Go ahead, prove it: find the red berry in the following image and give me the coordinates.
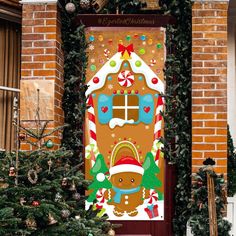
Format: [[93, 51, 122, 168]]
[[113, 90, 117, 94], [128, 90, 131, 94], [135, 90, 139, 94], [120, 90, 124, 94]]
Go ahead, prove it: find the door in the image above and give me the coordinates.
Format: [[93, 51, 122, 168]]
[[76, 14, 176, 235]]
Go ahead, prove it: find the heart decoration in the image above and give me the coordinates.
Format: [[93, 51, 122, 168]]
[[143, 106, 150, 113], [101, 106, 108, 113]]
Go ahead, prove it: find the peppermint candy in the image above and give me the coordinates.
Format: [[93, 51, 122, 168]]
[[118, 70, 134, 88], [96, 189, 105, 204], [147, 189, 158, 204], [104, 49, 110, 60], [149, 59, 157, 67]]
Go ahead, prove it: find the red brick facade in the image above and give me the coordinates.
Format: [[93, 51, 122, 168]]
[[192, 1, 228, 174], [19, 0, 229, 176], [20, 1, 64, 150]]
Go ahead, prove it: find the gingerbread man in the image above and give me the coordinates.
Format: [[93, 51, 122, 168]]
[[106, 156, 149, 217]]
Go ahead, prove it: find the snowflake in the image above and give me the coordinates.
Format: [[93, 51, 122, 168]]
[[108, 84, 113, 90], [89, 44, 94, 50]]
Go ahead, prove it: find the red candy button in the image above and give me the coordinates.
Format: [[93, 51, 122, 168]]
[[93, 77, 99, 83], [152, 78, 158, 84]]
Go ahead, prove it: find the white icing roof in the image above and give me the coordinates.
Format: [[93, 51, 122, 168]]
[[85, 51, 164, 97]]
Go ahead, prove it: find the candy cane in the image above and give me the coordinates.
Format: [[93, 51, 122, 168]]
[[149, 59, 156, 67], [87, 95, 97, 145], [104, 49, 110, 60], [151, 96, 164, 162], [86, 95, 99, 166]]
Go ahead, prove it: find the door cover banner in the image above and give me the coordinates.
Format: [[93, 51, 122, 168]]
[[85, 27, 165, 221]]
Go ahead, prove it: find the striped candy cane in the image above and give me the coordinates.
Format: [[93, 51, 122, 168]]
[[104, 49, 110, 60], [87, 95, 97, 145], [86, 95, 99, 166], [149, 59, 157, 67], [154, 96, 164, 140], [151, 96, 164, 162]]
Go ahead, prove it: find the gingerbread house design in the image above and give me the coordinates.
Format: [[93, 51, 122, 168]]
[[85, 42, 165, 220]]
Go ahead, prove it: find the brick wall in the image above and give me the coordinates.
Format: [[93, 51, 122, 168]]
[[20, 1, 64, 150], [192, 1, 228, 174]]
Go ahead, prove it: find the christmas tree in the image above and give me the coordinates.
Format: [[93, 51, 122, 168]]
[[87, 154, 112, 202], [189, 164, 231, 236], [0, 149, 113, 235], [0, 97, 114, 235], [141, 152, 162, 198]]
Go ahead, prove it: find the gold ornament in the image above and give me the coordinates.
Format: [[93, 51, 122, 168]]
[[25, 218, 37, 230], [48, 213, 57, 225], [80, 0, 90, 10], [91, 0, 108, 13], [107, 229, 115, 236]]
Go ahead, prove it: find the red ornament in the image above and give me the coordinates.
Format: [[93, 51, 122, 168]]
[[93, 77, 99, 84], [152, 78, 158, 84], [113, 90, 117, 94], [128, 90, 131, 94], [32, 200, 40, 207], [120, 90, 124, 94], [135, 90, 139, 94], [197, 181, 203, 187]]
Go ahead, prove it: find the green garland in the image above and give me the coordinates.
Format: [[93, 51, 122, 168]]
[[160, 1, 192, 235], [62, 1, 192, 235], [227, 126, 236, 196]]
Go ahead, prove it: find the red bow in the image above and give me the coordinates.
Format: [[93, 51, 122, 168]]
[[118, 44, 134, 56]]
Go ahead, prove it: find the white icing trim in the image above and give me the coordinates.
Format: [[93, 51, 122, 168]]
[[20, 0, 57, 4], [85, 51, 164, 97], [109, 164, 144, 176]]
